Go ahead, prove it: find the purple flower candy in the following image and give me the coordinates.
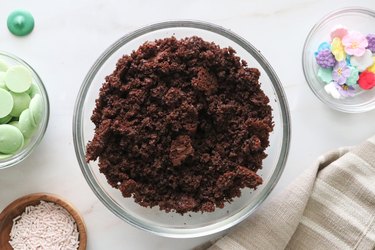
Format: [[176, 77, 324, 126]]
[[315, 49, 336, 68], [366, 34, 375, 53], [335, 82, 355, 97], [332, 61, 351, 85]]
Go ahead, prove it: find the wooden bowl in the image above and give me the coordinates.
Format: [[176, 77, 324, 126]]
[[0, 193, 87, 250]]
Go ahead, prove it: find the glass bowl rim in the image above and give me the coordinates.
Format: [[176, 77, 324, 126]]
[[73, 20, 291, 238], [0, 51, 50, 170], [302, 7, 375, 113]]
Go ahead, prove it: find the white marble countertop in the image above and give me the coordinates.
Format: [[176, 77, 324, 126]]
[[1, 0, 374, 249]]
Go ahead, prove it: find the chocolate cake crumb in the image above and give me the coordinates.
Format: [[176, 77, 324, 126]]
[[169, 135, 194, 167], [86, 36, 273, 214]]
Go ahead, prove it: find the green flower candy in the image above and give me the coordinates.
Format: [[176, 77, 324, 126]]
[[346, 66, 359, 86], [318, 67, 333, 84]]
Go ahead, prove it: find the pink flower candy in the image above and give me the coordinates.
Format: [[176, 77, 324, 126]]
[[342, 31, 368, 57], [330, 25, 348, 40]]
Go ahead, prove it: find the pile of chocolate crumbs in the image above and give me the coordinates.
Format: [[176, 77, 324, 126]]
[[86, 36, 273, 214]]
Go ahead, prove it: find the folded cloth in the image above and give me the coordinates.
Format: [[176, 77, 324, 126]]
[[207, 135, 375, 250]]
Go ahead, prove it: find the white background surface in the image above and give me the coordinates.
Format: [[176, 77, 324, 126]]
[[1, 0, 375, 249]]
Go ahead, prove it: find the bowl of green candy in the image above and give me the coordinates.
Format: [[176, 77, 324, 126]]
[[0, 51, 49, 169]]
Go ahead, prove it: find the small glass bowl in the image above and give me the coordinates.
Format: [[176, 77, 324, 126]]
[[73, 20, 290, 238], [303, 7, 375, 113], [0, 51, 49, 169]]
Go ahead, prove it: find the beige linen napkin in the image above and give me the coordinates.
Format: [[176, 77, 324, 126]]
[[207, 135, 375, 250]]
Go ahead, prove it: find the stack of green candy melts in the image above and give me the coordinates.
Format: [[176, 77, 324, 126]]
[[0, 60, 43, 159]]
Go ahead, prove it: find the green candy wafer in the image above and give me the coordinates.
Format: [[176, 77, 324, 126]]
[[0, 115, 12, 124], [8, 121, 30, 146], [18, 108, 36, 138], [29, 94, 43, 125], [10, 92, 31, 117], [7, 10, 35, 37], [0, 88, 14, 118], [0, 61, 8, 72], [9, 120, 20, 129], [0, 124, 24, 154], [0, 153, 12, 160], [26, 83, 40, 98], [5, 65, 32, 93], [0, 72, 6, 89]]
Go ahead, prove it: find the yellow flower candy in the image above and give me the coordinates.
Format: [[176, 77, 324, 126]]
[[331, 37, 346, 61], [367, 56, 375, 73]]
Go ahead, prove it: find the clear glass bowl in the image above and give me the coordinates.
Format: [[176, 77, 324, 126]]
[[303, 7, 375, 113], [0, 51, 49, 169], [73, 20, 290, 237]]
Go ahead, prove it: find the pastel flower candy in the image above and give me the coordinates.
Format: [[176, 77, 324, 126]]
[[332, 61, 351, 85], [315, 27, 375, 99], [342, 31, 368, 57], [324, 81, 355, 99], [346, 66, 359, 86], [318, 67, 333, 83], [337, 84, 355, 97], [315, 49, 335, 68], [331, 37, 346, 61], [367, 56, 375, 73], [324, 82, 341, 99], [318, 42, 331, 51], [358, 71, 375, 90], [345, 55, 351, 66], [314, 42, 331, 57], [350, 49, 373, 71], [330, 25, 348, 40], [366, 34, 375, 53]]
